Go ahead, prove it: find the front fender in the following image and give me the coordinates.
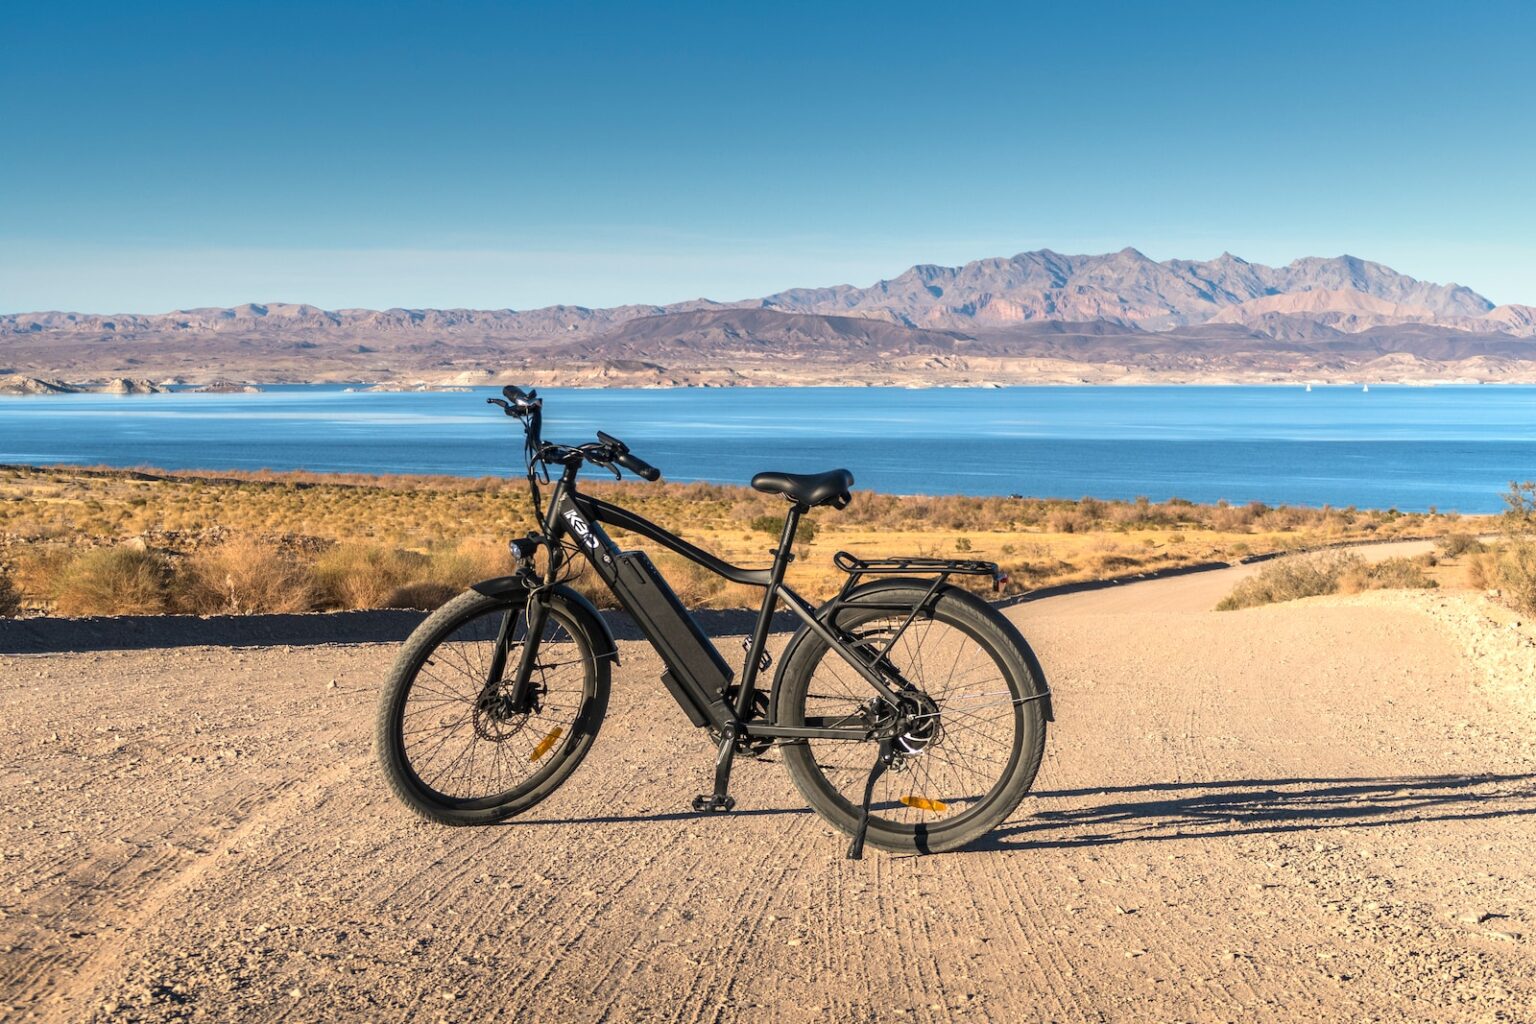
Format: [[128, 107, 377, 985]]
[[469, 577, 619, 664]]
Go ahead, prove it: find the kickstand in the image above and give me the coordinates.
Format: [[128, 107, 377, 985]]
[[847, 738, 895, 860], [692, 723, 738, 813]]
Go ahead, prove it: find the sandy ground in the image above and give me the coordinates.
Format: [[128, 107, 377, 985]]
[[3, 543, 1535, 1023]]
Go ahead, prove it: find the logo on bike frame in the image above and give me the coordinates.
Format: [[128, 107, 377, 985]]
[[562, 508, 600, 550]]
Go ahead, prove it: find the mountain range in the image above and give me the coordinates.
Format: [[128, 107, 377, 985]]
[[4, 249, 1535, 387]]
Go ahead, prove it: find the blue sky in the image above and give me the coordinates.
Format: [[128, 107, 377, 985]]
[[3, 0, 1533, 312]]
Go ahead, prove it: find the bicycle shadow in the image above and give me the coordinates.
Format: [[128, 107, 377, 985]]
[[518, 804, 815, 827], [969, 772, 1536, 852]]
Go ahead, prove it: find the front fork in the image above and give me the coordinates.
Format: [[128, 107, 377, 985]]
[[478, 585, 549, 715]]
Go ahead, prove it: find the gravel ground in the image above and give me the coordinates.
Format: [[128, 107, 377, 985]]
[[2, 548, 1535, 1023]]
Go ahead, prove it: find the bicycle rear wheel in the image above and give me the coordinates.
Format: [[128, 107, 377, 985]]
[[376, 588, 609, 825], [775, 585, 1048, 854]]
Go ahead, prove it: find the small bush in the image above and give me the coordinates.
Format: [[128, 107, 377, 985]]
[[175, 536, 314, 614], [0, 571, 19, 617], [748, 514, 818, 545], [1216, 551, 1361, 611], [1467, 547, 1499, 590], [1495, 483, 1536, 614], [1339, 557, 1437, 593], [1505, 481, 1536, 535], [1494, 540, 1536, 615], [52, 545, 170, 616], [12, 546, 71, 606], [1438, 532, 1485, 558], [311, 542, 425, 610]]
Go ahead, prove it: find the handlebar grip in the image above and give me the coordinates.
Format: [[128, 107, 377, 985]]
[[616, 451, 662, 482]]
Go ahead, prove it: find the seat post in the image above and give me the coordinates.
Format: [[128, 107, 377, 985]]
[[732, 502, 804, 720], [774, 503, 804, 569]]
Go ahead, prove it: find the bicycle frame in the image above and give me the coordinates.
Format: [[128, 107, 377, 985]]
[[523, 460, 926, 745]]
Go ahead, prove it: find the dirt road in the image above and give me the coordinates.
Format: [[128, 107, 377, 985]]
[[3, 550, 1534, 1022]]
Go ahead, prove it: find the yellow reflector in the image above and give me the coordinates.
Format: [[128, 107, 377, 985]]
[[529, 727, 564, 763], [900, 795, 948, 813]]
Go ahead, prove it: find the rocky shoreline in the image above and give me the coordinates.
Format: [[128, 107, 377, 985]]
[[6, 365, 1536, 394]]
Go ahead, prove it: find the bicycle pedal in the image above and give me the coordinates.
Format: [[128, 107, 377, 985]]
[[691, 794, 736, 813], [740, 637, 771, 672]]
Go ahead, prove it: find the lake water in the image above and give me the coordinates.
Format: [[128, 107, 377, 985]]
[[2, 385, 1534, 512]]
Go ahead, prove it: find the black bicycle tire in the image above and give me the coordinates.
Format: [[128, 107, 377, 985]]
[[375, 588, 610, 826], [776, 587, 1047, 854]]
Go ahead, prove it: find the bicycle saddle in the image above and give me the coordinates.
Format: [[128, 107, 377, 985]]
[[750, 469, 854, 509]]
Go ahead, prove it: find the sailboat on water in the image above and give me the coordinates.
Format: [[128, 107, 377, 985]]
[[1305, 383, 1312, 392], [1362, 383, 1370, 393]]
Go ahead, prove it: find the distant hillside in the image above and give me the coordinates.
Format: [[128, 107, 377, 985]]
[[757, 250, 1504, 331], [3, 249, 1535, 386]]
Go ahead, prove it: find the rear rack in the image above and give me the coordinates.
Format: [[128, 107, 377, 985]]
[[833, 550, 1008, 591], [828, 551, 1011, 666]]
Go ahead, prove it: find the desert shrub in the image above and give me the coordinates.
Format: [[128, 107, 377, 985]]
[[12, 546, 71, 606], [1046, 507, 1090, 533], [52, 545, 170, 616], [0, 571, 19, 617], [1494, 542, 1536, 614], [1438, 532, 1485, 558], [1339, 557, 1437, 593], [1216, 551, 1361, 611], [1466, 546, 1502, 589], [1493, 482, 1536, 614], [174, 536, 314, 614], [425, 536, 515, 592], [748, 514, 818, 544], [1506, 481, 1536, 534], [311, 542, 425, 610]]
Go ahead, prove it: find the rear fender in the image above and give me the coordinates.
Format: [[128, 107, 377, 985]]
[[469, 577, 619, 664], [768, 577, 1052, 721]]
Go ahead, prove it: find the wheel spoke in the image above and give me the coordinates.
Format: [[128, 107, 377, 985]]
[[795, 610, 1027, 831], [396, 601, 594, 803]]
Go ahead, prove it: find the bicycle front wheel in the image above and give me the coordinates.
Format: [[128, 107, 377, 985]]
[[375, 588, 609, 826], [775, 585, 1048, 854]]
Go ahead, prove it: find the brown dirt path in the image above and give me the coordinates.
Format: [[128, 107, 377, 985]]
[[2, 546, 1534, 1022]]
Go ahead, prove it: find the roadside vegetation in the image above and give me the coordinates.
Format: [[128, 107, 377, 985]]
[[1216, 551, 1440, 611], [0, 464, 1500, 618], [1215, 482, 1536, 613], [1464, 482, 1536, 615]]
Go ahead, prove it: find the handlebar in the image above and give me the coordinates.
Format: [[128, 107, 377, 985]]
[[615, 450, 662, 482], [597, 430, 662, 482], [487, 387, 662, 482]]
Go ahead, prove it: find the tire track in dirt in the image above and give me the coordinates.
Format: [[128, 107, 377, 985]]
[[45, 761, 356, 1019]]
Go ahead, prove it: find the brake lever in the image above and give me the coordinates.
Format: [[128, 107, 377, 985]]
[[486, 398, 515, 415]]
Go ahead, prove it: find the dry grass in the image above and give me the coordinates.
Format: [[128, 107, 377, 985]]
[[1339, 556, 1437, 594], [311, 543, 426, 611], [0, 571, 18, 617], [1470, 540, 1536, 615], [1491, 483, 1536, 615], [1216, 552, 1363, 611], [1218, 550, 1438, 611], [174, 536, 314, 615], [0, 464, 1500, 617], [50, 546, 170, 616], [1438, 532, 1486, 558]]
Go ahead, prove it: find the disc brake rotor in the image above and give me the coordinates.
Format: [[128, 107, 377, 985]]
[[472, 687, 532, 742]]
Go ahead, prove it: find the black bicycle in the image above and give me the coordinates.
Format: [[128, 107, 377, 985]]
[[376, 386, 1053, 857]]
